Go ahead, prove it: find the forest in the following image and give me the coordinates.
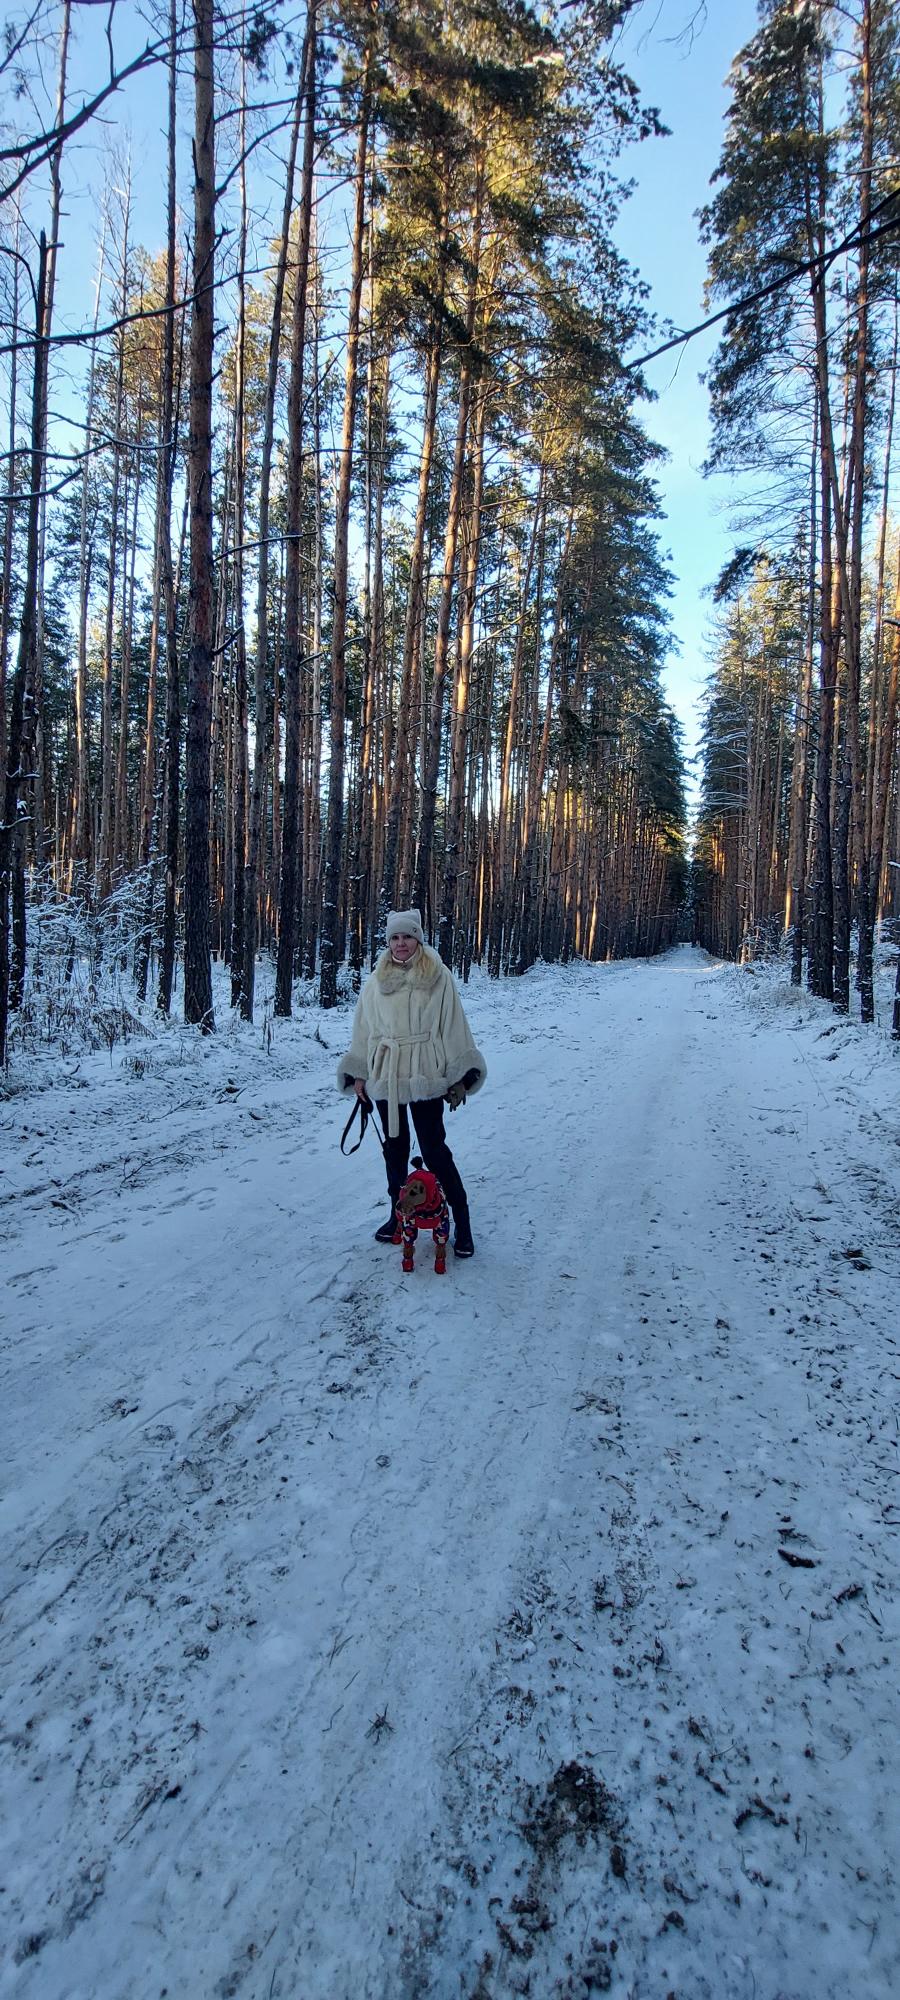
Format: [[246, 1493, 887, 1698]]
[[0, 0, 689, 1067], [3, 10, 900, 1998], [693, 0, 900, 1032], [0, 0, 898, 1066]]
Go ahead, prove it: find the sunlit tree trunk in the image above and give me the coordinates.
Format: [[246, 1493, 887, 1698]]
[[275, 1, 318, 1016], [348, 337, 387, 979], [228, 46, 250, 1008], [488, 469, 544, 977], [0, 209, 21, 789], [439, 386, 486, 967], [157, 1, 181, 1016], [71, 224, 107, 885], [240, 38, 306, 1020], [318, 46, 371, 1008], [183, 0, 216, 1029], [378, 217, 447, 928], [1, 236, 48, 1064]]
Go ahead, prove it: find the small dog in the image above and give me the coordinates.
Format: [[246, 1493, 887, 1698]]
[[395, 1158, 450, 1274]]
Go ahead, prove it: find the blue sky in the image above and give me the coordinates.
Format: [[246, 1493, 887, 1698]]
[[610, 0, 761, 800]]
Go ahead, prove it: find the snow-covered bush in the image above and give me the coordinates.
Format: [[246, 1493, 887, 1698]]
[[8, 870, 153, 1060]]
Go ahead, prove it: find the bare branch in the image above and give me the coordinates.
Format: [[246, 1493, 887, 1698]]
[[0, 35, 168, 201], [629, 186, 900, 372]]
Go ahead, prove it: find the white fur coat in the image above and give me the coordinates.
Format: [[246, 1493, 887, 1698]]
[[337, 946, 487, 1136]]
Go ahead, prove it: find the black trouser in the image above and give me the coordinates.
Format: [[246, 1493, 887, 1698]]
[[377, 1097, 468, 1216]]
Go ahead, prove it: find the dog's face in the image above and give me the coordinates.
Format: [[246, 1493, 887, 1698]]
[[397, 1174, 430, 1219]]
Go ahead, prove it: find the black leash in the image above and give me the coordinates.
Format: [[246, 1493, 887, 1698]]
[[340, 1092, 387, 1156]]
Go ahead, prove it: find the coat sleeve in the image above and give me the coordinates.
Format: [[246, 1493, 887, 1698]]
[[438, 972, 487, 1097], [335, 985, 371, 1094]]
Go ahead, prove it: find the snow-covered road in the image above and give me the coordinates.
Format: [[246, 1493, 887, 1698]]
[[2, 949, 899, 2000]]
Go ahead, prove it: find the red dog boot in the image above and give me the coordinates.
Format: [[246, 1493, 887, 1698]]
[[402, 1219, 416, 1273], [433, 1234, 446, 1275]]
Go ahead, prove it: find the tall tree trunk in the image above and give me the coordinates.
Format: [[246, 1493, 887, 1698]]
[[0, 236, 48, 1065], [805, 95, 839, 1001], [240, 35, 307, 1020], [275, 0, 318, 1017], [318, 49, 371, 1009], [864, 545, 900, 972], [786, 430, 817, 983], [847, 0, 874, 1019], [157, 1, 181, 1016], [378, 213, 448, 928], [301, 281, 324, 979], [349, 338, 387, 979], [115, 421, 142, 872], [518, 508, 573, 973], [864, 291, 897, 865], [832, 692, 852, 1011], [438, 388, 486, 968], [0, 207, 21, 784], [183, 0, 216, 1029], [71, 223, 106, 885], [413, 185, 483, 927], [27, 3, 70, 891], [488, 469, 545, 977], [97, 180, 130, 902], [229, 46, 250, 1008]]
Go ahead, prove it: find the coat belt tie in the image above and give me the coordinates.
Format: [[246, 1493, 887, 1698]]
[[375, 1031, 433, 1137]]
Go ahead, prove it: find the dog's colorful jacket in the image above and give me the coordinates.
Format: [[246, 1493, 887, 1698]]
[[398, 1167, 447, 1228], [397, 1166, 450, 1271]]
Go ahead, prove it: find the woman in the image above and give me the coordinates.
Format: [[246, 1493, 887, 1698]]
[[338, 910, 486, 1256]]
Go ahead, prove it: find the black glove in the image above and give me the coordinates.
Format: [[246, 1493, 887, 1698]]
[[446, 1081, 466, 1111]]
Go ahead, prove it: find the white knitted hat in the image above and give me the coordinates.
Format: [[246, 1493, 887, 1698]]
[[385, 908, 424, 944]]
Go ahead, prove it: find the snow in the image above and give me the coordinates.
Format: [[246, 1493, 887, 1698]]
[[1, 946, 899, 2000]]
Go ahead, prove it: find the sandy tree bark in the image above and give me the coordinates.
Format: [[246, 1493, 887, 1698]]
[[114, 380, 143, 875], [864, 293, 897, 867], [506, 479, 547, 974], [845, 0, 877, 1021], [413, 177, 483, 930], [0, 207, 21, 786], [274, 0, 318, 1018], [803, 54, 839, 1003], [543, 625, 586, 964], [868, 547, 900, 942], [238, 36, 307, 1020], [156, 0, 182, 1017], [437, 383, 486, 970], [228, 41, 250, 1008], [29, 0, 70, 889], [70, 222, 107, 886], [488, 465, 546, 978], [516, 503, 574, 974], [183, 0, 216, 1029], [0, 236, 47, 1066], [785, 426, 817, 984], [318, 38, 372, 1010], [347, 330, 388, 983], [96, 171, 131, 904], [300, 267, 324, 980], [377, 192, 450, 934], [808, 2, 879, 1018], [830, 24, 870, 1014], [135, 39, 179, 1005], [8, 4, 70, 1003]]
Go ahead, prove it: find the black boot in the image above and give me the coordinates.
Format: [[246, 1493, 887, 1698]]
[[453, 1205, 474, 1258], [374, 1211, 400, 1243]]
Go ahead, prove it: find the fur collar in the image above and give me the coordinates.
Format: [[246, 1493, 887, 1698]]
[[375, 943, 443, 994]]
